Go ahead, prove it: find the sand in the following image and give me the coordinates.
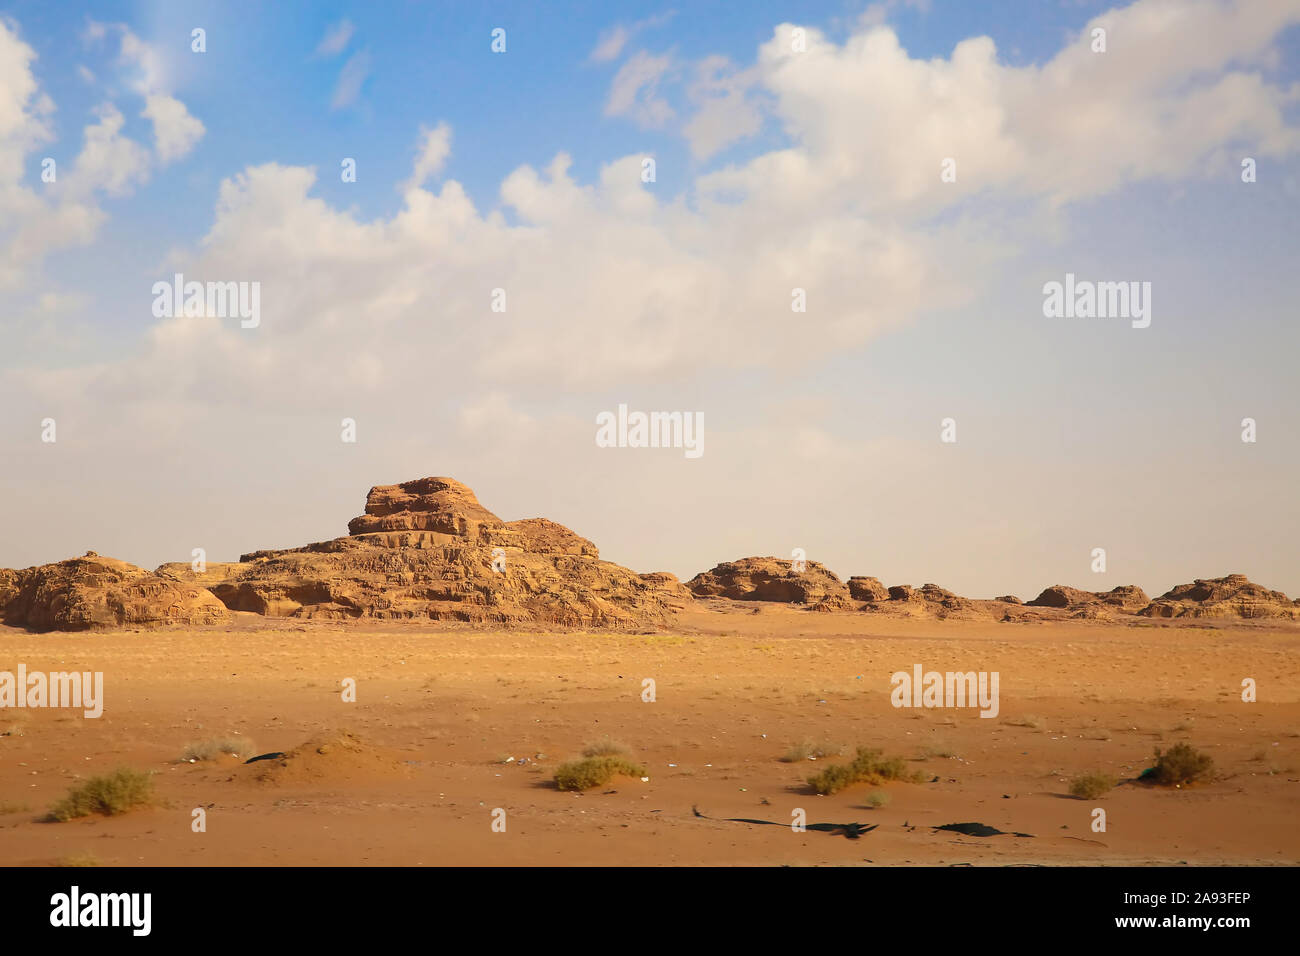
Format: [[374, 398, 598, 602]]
[[2, 605, 1297, 866]]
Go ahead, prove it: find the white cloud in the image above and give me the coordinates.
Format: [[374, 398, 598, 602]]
[[683, 56, 763, 159], [69, 103, 151, 197], [590, 26, 629, 63], [404, 122, 452, 191], [604, 51, 675, 128], [331, 50, 371, 109], [142, 93, 205, 164], [316, 19, 354, 57], [589, 12, 676, 63]]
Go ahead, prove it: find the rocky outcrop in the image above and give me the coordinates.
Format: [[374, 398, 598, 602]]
[[686, 557, 850, 604], [847, 576, 888, 601], [0, 552, 230, 632], [159, 477, 676, 629], [1139, 574, 1298, 620], [1027, 584, 1148, 613]]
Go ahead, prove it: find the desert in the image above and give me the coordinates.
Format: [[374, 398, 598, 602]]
[[1, 476, 1296, 867]]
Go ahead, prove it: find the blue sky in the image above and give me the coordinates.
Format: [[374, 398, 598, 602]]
[[2, 0, 1299, 598]]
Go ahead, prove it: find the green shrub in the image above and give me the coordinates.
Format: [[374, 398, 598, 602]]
[[554, 755, 646, 791], [1142, 743, 1214, 786], [1069, 772, 1116, 799], [807, 746, 921, 795], [48, 768, 154, 821], [864, 791, 891, 809]]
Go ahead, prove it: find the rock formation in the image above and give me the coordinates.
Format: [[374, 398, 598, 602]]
[[158, 477, 675, 628], [1027, 584, 1149, 615], [0, 552, 229, 632], [1139, 574, 1298, 620], [686, 557, 850, 604], [847, 576, 889, 601]]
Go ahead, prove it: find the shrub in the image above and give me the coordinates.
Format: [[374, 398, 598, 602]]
[[180, 736, 257, 762], [864, 791, 891, 809], [1141, 743, 1214, 786], [554, 755, 646, 791], [581, 736, 630, 758], [807, 747, 920, 795], [779, 739, 845, 763], [1069, 772, 1116, 799], [49, 768, 154, 821]]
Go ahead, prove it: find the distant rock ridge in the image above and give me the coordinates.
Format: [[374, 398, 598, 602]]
[[684, 555, 1296, 624], [2, 482, 1296, 631]]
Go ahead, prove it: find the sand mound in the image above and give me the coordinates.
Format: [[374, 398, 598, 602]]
[[159, 476, 676, 629], [241, 731, 411, 785], [687, 556, 850, 604], [1140, 574, 1299, 620], [0, 552, 229, 632]]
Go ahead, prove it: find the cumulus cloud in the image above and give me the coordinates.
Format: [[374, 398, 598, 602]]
[[82, 20, 205, 164], [142, 93, 205, 164]]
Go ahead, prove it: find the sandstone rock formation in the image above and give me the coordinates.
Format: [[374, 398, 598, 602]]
[[1027, 584, 1149, 614], [159, 477, 675, 628], [0, 552, 229, 632], [1139, 574, 1299, 620], [686, 557, 850, 604], [847, 576, 889, 601]]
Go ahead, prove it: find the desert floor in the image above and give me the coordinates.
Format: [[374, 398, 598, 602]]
[[2, 605, 1297, 866]]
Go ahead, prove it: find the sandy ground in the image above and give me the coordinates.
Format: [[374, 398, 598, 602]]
[[2, 605, 1297, 866]]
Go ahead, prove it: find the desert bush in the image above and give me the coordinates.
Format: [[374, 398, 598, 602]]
[[1142, 743, 1214, 786], [807, 747, 920, 795], [581, 736, 630, 758], [180, 736, 257, 762], [49, 768, 154, 821], [779, 738, 845, 763], [1069, 772, 1116, 799], [554, 755, 646, 791], [864, 791, 891, 809]]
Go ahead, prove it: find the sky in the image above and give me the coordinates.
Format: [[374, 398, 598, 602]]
[[1, 0, 1298, 600]]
